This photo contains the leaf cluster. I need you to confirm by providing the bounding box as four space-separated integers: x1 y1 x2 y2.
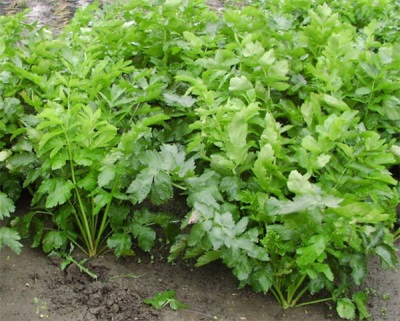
0 1 399 320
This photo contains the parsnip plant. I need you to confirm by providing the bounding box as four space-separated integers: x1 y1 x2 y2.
0 0 398 319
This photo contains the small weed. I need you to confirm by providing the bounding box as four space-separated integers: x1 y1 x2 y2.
56 245 97 279
365 287 379 297
381 307 387 315
144 290 188 311
34 297 49 319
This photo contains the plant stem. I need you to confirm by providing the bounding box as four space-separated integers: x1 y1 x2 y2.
64 128 95 256
65 255 98 279
291 283 311 307
287 274 307 306
295 296 333 308
272 285 288 308
394 228 400 241
94 176 119 254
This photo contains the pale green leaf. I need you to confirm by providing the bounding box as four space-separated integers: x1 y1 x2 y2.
127 169 154 204
323 94 349 111
267 60 289 81
349 255 367 285
287 170 314 195
151 170 173 205
98 166 116 187
242 41 264 57
260 49 276 67
163 93 197 108
337 298 356 320
0 150 12 162
229 76 253 91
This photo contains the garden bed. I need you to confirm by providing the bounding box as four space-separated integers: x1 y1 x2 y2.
1 235 399 321
1 1 399 320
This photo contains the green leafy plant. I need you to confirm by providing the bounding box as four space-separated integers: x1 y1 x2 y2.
0 192 22 254
0 0 398 319
144 290 188 311
57 244 98 279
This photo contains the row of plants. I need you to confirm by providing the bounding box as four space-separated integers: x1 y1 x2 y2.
0 0 399 319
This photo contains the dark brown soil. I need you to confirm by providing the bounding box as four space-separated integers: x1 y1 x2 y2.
1 237 400 321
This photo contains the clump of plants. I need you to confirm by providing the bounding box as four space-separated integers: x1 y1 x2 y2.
0 0 399 319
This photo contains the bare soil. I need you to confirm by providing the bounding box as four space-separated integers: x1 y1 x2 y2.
1 231 399 321
1 1 399 320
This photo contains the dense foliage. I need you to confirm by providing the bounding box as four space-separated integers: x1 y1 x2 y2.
0 0 399 319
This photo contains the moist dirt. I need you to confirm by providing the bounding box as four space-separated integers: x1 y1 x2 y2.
1 1 399 321
1 234 399 321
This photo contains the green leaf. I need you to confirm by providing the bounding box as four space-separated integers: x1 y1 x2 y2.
373 244 397 269
259 49 276 67
195 250 221 267
98 166 116 187
349 255 367 285
144 290 188 311
168 238 187 263
187 223 206 246
0 150 12 162
0 38 5 55
210 155 235 176
337 298 356 320
314 263 334 281
242 41 264 57
42 231 67 253
223 249 253 280
0 192 15 219
0 227 22 255
229 76 253 91
353 291 371 320
267 195 315 215
267 60 289 83
37 178 75 208
323 94 349 111
150 170 173 205
107 233 134 258
296 235 326 267
127 169 154 204
164 93 197 108
220 176 241 201
108 204 130 230
130 223 156 252
183 31 204 49
287 170 314 195
77 172 97 191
